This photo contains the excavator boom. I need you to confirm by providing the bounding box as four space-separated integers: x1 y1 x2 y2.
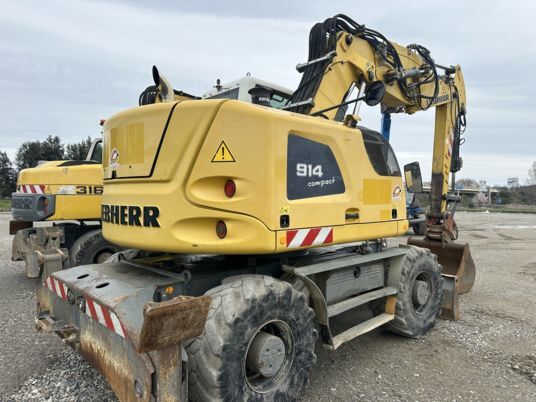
285 15 475 318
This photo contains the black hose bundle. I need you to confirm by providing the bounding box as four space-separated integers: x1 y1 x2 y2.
287 14 439 114
450 85 467 173
139 85 159 106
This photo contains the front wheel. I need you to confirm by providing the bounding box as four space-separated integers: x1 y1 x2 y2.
186 275 317 401
387 246 443 338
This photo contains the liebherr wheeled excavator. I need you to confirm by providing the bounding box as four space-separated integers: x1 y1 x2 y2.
35 15 475 402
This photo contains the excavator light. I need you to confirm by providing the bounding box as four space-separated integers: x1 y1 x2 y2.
165 286 174 295
216 221 227 239
224 180 236 198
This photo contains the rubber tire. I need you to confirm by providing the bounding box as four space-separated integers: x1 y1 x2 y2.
411 214 426 235
186 275 317 402
69 229 122 267
386 246 443 338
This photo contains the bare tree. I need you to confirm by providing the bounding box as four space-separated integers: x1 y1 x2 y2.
528 161 536 185
456 178 479 189
473 192 489 207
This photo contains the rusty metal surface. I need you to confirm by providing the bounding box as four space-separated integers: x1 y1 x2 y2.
9 220 32 235
37 284 156 401
438 274 459 320
147 346 185 402
12 226 65 278
11 228 33 261
38 248 69 282
78 317 155 402
37 260 210 401
138 295 211 353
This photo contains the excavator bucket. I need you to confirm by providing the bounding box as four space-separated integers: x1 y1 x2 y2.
407 237 476 320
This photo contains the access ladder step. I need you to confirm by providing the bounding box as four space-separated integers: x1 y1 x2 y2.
329 313 395 350
288 247 408 277
327 287 398 317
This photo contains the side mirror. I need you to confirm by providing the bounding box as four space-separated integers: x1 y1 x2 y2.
364 81 386 106
404 162 423 194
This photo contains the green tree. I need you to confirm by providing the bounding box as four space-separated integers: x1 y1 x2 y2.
15 135 64 170
65 136 93 160
0 151 16 198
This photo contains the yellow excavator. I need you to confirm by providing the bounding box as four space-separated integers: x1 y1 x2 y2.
36 15 475 401
9 138 124 277
10 80 281 278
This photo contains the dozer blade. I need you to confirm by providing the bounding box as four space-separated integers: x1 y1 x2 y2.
407 237 476 320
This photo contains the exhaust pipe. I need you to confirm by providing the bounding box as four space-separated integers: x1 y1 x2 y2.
152 65 174 103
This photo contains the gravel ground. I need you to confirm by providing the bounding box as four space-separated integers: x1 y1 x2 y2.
1 211 536 401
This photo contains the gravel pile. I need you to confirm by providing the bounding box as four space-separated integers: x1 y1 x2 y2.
2 350 117 402
3 212 536 401
510 355 536 384
440 304 536 355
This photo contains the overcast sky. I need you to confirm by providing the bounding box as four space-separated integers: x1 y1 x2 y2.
1 0 535 185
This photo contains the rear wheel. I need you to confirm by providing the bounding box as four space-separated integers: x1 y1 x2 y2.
387 246 443 338
186 275 317 401
69 229 122 266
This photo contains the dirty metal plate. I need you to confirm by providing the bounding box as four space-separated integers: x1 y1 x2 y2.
439 274 459 320
288 246 409 277
38 271 187 402
138 295 211 353
78 315 155 402
51 262 186 346
9 220 33 235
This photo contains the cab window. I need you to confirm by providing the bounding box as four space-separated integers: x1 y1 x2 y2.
270 90 291 109
90 141 103 163
362 129 401 176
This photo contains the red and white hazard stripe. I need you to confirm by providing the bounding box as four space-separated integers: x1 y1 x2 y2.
19 184 46 194
84 297 127 339
447 132 453 157
46 276 68 301
286 227 333 248
44 276 128 339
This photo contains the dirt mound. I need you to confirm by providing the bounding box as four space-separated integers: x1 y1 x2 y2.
510 355 536 383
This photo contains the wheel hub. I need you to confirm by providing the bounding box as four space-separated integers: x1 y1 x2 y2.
412 279 430 306
246 331 286 378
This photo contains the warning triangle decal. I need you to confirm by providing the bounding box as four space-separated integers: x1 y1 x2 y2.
211 141 236 163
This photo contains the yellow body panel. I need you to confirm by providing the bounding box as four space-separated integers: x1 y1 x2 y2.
102 100 407 254
306 33 466 219
16 162 103 221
